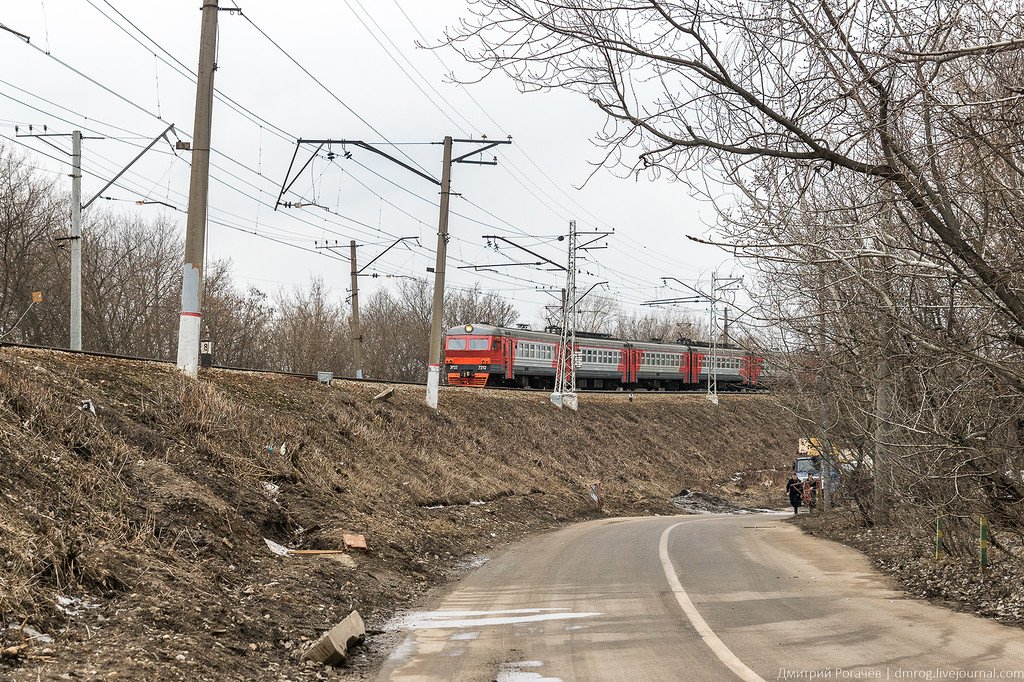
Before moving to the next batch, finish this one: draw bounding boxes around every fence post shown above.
[935,516,943,560]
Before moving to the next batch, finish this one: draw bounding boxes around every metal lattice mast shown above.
[553,220,579,408]
[706,272,742,404]
[707,271,718,403]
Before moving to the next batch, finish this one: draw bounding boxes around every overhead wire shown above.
[3,4,641,314]
[228,0,433,178]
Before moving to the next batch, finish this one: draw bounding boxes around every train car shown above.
[444,323,762,390]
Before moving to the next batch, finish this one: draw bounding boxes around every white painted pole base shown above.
[176,312,201,378]
[550,392,578,411]
[426,365,440,409]
[355,369,364,380]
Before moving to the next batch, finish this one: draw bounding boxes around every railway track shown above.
[0,341,766,395]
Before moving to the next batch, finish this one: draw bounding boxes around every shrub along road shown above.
[375,515,1024,681]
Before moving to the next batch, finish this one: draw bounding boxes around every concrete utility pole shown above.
[873,356,892,526]
[17,121,172,351]
[315,235,418,378]
[70,130,82,351]
[349,240,363,379]
[426,136,454,410]
[816,278,833,513]
[277,136,509,405]
[175,0,219,378]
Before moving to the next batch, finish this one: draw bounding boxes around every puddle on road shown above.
[451,631,480,641]
[496,660,563,682]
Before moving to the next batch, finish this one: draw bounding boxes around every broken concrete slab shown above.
[301,610,365,665]
[343,533,367,550]
[372,386,395,401]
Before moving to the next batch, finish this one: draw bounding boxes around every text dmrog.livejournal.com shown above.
[778,669,1024,681]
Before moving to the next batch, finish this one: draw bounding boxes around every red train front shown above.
[444,324,506,387]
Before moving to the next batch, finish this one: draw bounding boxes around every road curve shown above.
[374,514,1024,681]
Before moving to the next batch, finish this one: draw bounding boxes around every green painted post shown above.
[980,515,990,572]
[935,516,943,560]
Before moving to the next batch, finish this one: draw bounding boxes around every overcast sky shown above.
[0,0,742,328]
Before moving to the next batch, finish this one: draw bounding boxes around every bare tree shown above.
[79,212,181,357]
[451,0,1024,544]
[614,308,700,343]
[0,146,64,343]
[445,284,518,328]
[270,277,350,374]
[203,261,275,368]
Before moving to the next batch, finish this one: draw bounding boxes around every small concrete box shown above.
[301,610,365,665]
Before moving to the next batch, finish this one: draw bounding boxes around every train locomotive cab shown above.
[444,324,504,387]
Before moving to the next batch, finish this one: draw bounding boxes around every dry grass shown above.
[0,347,797,678]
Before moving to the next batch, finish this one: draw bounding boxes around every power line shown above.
[84,0,295,145]
[231,3,432,178]
[0,11,643,309]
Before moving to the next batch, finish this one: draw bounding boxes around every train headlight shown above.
[464,324,474,333]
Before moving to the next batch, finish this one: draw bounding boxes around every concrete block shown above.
[301,610,365,666]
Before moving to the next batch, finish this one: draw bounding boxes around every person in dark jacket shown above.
[786,473,803,515]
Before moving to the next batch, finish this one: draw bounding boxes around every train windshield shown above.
[446,337,490,351]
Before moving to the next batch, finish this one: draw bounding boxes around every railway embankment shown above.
[0,346,798,679]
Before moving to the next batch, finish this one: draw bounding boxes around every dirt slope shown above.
[0,347,798,679]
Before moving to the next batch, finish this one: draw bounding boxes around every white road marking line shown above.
[659,523,766,682]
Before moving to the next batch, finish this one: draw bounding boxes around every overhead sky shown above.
[0,0,742,329]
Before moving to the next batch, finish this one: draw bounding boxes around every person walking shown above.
[786,472,803,515]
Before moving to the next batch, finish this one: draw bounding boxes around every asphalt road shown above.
[375,514,1024,681]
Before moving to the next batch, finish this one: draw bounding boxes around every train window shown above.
[447,338,466,350]
[469,338,489,350]
[492,339,500,350]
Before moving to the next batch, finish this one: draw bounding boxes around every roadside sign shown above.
[31,291,43,303]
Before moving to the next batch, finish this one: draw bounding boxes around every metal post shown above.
[350,239,364,379]
[175,0,219,378]
[980,515,990,572]
[707,272,718,404]
[425,135,453,409]
[552,220,578,410]
[935,516,943,560]
[70,130,82,351]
